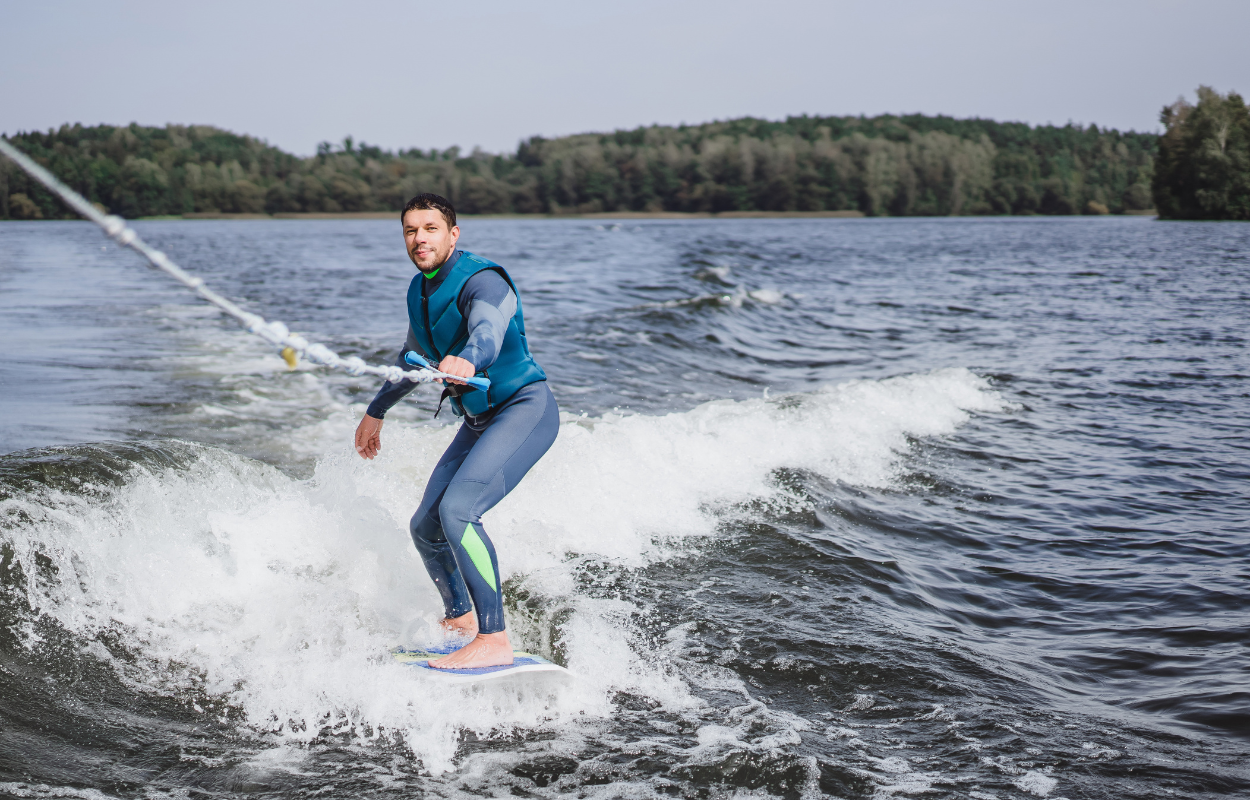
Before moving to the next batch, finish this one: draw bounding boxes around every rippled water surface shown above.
[0,216,1247,799]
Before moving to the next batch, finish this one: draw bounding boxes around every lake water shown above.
[0,216,1247,799]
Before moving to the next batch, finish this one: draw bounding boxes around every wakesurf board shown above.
[392,645,572,684]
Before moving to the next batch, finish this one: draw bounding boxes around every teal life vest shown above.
[406,251,547,417]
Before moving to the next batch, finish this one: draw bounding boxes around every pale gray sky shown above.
[3,0,1247,155]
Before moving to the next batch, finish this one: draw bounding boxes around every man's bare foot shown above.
[439,611,478,640]
[429,631,513,670]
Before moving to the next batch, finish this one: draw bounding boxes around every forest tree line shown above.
[1152,86,1250,221]
[2,112,1162,221]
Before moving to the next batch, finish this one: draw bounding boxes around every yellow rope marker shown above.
[280,347,299,369]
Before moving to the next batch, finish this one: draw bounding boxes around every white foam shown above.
[4,367,1008,771]
[0,783,119,800]
[1015,770,1059,797]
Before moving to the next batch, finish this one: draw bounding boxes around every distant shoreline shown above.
[126,209,1158,221]
[5,117,1161,221]
[170,210,867,221]
[3,209,1162,222]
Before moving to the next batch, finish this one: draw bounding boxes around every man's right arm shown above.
[356,328,430,460]
[365,327,427,419]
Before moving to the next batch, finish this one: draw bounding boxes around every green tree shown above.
[8,193,43,219]
[1153,86,1250,220]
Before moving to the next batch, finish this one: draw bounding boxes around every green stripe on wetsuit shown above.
[460,522,498,592]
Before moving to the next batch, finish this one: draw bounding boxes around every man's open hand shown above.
[438,355,475,385]
[355,414,383,459]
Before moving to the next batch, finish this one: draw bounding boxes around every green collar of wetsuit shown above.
[421,249,462,281]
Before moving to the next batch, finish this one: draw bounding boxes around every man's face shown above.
[403,208,460,273]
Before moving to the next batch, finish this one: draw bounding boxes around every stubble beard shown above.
[410,243,447,273]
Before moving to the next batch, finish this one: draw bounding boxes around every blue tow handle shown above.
[403,351,436,369]
[404,351,490,392]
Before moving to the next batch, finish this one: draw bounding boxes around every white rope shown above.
[0,138,461,388]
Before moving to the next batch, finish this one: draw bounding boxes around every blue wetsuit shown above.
[367,250,558,634]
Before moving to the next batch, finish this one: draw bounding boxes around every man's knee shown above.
[437,481,485,535]
[409,509,443,552]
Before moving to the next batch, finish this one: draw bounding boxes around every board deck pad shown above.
[392,645,572,683]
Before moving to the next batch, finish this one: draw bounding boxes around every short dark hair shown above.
[401,193,456,229]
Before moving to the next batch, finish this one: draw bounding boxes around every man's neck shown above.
[422,248,460,280]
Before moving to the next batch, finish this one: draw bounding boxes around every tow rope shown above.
[0,139,487,393]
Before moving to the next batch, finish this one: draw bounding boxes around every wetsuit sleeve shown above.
[365,326,427,419]
[455,270,517,373]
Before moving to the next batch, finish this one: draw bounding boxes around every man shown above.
[354,193,559,670]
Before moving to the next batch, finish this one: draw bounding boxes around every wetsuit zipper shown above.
[424,291,450,418]
[421,294,439,360]
[423,271,496,415]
